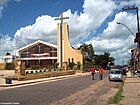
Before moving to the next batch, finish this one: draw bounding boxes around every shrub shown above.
[77,61,82,69]
[69,62,76,69]
[5,62,15,70]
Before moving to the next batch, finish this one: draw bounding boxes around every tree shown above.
[78,43,115,67]
[94,52,115,67]
[79,43,94,65]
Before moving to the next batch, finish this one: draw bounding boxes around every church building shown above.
[17,21,83,70]
[17,40,57,69]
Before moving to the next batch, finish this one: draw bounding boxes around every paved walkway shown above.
[120,76,140,105]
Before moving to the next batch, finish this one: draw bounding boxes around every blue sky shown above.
[0,0,140,65]
[0,0,83,37]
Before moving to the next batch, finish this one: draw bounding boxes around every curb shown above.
[125,81,140,83]
[124,77,140,83]
[0,73,89,87]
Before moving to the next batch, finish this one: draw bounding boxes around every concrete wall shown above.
[57,23,83,69]
[63,23,83,67]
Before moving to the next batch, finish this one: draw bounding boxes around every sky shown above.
[0,0,140,65]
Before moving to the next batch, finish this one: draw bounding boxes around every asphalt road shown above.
[0,71,121,105]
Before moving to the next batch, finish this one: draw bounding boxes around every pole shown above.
[123,6,140,69]
[122,6,139,32]
[136,7,140,32]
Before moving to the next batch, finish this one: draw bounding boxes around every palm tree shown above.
[79,43,94,65]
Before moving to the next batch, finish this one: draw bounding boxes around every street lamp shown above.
[117,22,138,70]
[116,22,135,37]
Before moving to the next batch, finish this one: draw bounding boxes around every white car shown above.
[108,69,123,81]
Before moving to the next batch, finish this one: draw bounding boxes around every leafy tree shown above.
[79,43,94,65]
[78,43,115,67]
[94,52,115,67]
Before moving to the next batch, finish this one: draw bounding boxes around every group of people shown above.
[90,67,103,80]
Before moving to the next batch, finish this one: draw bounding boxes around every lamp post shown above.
[117,22,137,70]
[116,22,135,37]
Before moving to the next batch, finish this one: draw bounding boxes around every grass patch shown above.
[107,82,124,105]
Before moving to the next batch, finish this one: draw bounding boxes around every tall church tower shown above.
[57,23,83,69]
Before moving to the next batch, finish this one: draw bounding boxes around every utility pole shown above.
[123,6,139,32]
[55,13,69,68]
[123,6,140,69]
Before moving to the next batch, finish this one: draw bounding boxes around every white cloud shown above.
[15,15,57,46]
[119,0,140,7]
[83,0,116,28]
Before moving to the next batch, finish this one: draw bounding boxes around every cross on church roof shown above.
[54,13,69,24]
[54,13,69,68]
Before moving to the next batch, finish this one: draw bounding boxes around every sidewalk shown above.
[120,73,140,105]
[0,72,90,87]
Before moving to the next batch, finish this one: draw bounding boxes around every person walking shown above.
[99,67,103,80]
[90,67,95,80]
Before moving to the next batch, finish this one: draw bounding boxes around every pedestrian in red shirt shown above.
[90,67,95,80]
[99,67,103,80]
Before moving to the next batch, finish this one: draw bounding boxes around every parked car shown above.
[108,69,123,81]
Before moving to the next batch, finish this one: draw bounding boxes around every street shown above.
[0,71,121,105]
